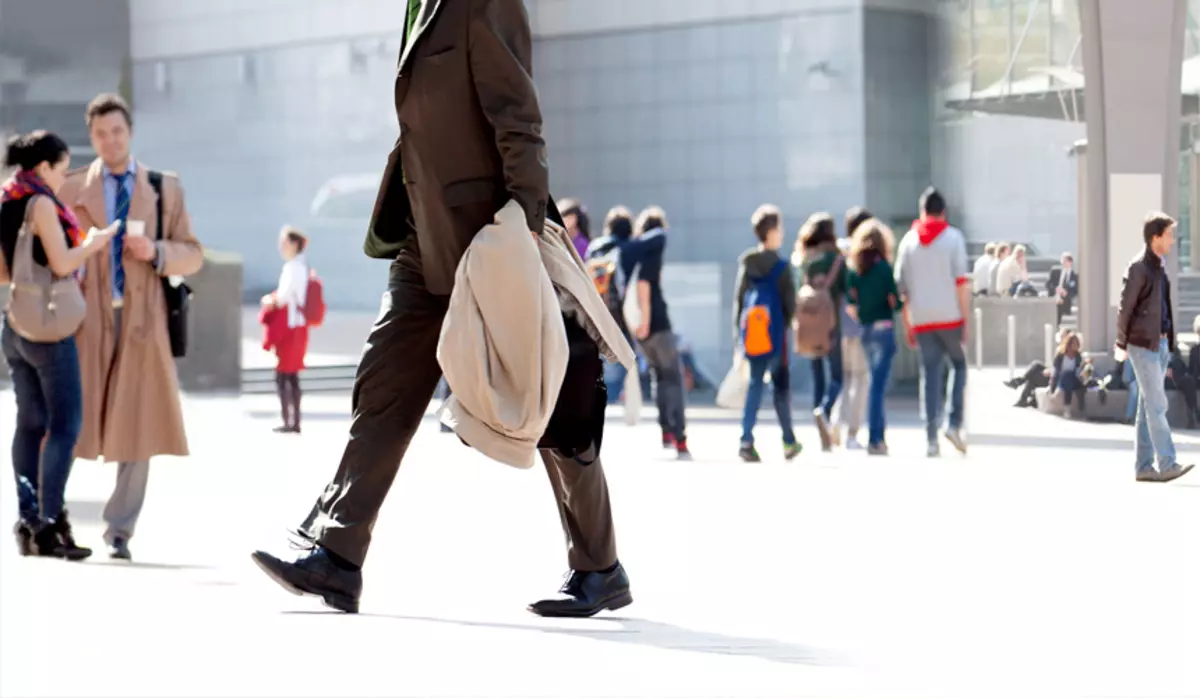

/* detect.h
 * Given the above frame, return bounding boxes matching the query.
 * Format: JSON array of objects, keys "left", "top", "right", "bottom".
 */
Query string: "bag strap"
[
  {"left": 148, "top": 170, "right": 165, "bottom": 242},
  {"left": 11, "top": 195, "right": 44, "bottom": 283},
  {"left": 766, "top": 258, "right": 788, "bottom": 284},
  {"left": 818, "top": 253, "right": 844, "bottom": 291}
]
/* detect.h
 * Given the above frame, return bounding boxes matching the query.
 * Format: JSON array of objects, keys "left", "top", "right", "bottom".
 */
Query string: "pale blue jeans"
[{"left": 1126, "top": 338, "right": 1177, "bottom": 475}]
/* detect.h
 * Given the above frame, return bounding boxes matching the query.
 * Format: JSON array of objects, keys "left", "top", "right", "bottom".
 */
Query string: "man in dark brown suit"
[{"left": 250, "top": 0, "right": 632, "bottom": 617}]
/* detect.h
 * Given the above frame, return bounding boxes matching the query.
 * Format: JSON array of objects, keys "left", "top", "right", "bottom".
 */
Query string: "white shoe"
[
  {"left": 846, "top": 436, "right": 863, "bottom": 450},
  {"left": 926, "top": 441, "right": 941, "bottom": 458}
]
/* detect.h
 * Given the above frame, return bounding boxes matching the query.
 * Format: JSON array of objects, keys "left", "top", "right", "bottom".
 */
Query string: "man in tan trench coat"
[{"left": 58, "top": 94, "right": 204, "bottom": 561}]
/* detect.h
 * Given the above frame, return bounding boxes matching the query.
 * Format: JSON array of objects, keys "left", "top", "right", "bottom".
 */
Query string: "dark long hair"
[
  {"left": 4, "top": 131, "right": 69, "bottom": 172},
  {"left": 604, "top": 206, "right": 633, "bottom": 240},
  {"left": 559, "top": 198, "right": 590, "bottom": 240}
]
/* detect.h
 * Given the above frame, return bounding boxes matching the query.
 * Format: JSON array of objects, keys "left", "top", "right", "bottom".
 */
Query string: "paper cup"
[{"left": 126, "top": 220, "right": 146, "bottom": 237}]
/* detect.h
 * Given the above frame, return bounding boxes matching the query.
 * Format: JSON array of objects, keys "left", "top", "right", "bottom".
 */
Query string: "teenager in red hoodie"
[{"left": 894, "top": 187, "right": 970, "bottom": 457}]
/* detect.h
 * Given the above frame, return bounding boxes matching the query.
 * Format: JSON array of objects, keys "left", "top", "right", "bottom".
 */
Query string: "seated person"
[
  {"left": 1049, "top": 332, "right": 1088, "bottom": 417},
  {"left": 1006, "top": 361, "right": 1050, "bottom": 409},
  {"left": 1167, "top": 343, "right": 1199, "bottom": 429}
]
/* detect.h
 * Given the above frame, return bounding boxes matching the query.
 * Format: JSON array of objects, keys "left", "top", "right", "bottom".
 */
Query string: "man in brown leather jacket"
[
  {"left": 250, "top": 0, "right": 632, "bottom": 618},
  {"left": 1114, "top": 212, "right": 1194, "bottom": 483}
]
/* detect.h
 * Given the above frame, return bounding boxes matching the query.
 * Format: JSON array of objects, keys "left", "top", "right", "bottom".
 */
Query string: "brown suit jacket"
[
  {"left": 59, "top": 160, "right": 204, "bottom": 462},
  {"left": 366, "top": 0, "right": 549, "bottom": 296}
]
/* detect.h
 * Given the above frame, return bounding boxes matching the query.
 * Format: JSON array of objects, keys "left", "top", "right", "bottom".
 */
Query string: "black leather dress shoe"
[
  {"left": 251, "top": 547, "right": 362, "bottom": 614},
  {"left": 109, "top": 537, "right": 132, "bottom": 561},
  {"left": 528, "top": 562, "right": 632, "bottom": 618}
]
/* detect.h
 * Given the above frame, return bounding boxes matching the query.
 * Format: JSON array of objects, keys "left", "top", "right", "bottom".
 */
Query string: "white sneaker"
[
  {"left": 846, "top": 436, "right": 863, "bottom": 450},
  {"left": 926, "top": 441, "right": 941, "bottom": 458}
]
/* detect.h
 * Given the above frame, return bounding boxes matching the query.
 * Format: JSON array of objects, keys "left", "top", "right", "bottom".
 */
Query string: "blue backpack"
[{"left": 740, "top": 260, "right": 788, "bottom": 358}]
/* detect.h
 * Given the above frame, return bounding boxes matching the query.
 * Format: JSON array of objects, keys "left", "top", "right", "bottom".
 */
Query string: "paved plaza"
[{"left": 1, "top": 374, "right": 1198, "bottom": 698}]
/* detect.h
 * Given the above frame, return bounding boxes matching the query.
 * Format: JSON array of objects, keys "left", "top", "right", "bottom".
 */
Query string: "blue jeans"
[
  {"left": 1122, "top": 360, "right": 1138, "bottom": 421},
  {"left": 741, "top": 352, "right": 796, "bottom": 446},
  {"left": 1, "top": 321, "right": 83, "bottom": 524},
  {"left": 1056, "top": 370, "right": 1084, "bottom": 404},
  {"left": 861, "top": 322, "right": 897, "bottom": 447},
  {"left": 1127, "top": 338, "right": 1176, "bottom": 474},
  {"left": 603, "top": 360, "right": 629, "bottom": 405},
  {"left": 915, "top": 328, "right": 967, "bottom": 442},
  {"left": 811, "top": 333, "right": 843, "bottom": 419}
]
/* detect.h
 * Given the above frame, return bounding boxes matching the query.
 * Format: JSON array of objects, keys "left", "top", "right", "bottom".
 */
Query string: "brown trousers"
[{"left": 299, "top": 246, "right": 618, "bottom": 570}]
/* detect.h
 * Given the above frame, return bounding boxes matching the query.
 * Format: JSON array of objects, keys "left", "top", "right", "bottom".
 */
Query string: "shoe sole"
[
  {"left": 250, "top": 552, "right": 359, "bottom": 614},
  {"left": 526, "top": 590, "right": 634, "bottom": 619},
  {"left": 1159, "top": 463, "right": 1195, "bottom": 483}
]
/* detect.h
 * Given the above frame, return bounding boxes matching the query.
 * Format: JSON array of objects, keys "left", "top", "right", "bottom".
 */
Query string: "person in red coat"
[{"left": 260, "top": 227, "right": 310, "bottom": 433}]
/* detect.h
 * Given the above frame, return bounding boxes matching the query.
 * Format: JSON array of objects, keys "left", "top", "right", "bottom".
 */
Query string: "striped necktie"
[{"left": 111, "top": 173, "right": 131, "bottom": 300}]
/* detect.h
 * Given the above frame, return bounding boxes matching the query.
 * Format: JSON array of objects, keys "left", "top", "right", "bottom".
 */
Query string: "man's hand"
[
  {"left": 531, "top": 230, "right": 539, "bottom": 243},
  {"left": 125, "top": 234, "right": 156, "bottom": 262},
  {"left": 636, "top": 321, "right": 650, "bottom": 341},
  {"left": 1114, "top": 345, "right": 1127, "bottom": 362}
]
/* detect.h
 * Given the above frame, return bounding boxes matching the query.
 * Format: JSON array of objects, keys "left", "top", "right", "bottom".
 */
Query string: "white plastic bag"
[
  {"left": 622, "top": 265, "right": 641, "bottom": 333},
  {"left": 622, "top": 363, "right": 642, "bottom": 425},
  {"left": 716, "top": 356, "right": 750, "bottom": 409}
]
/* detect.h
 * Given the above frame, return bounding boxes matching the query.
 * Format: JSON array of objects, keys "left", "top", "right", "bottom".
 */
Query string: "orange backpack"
[{"left": 740, "top": 260, "right": 788, "bottom": 358}]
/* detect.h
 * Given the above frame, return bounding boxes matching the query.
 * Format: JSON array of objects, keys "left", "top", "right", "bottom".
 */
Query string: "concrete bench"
[{"left": 1035, "top": 386, "right": 1192, "bottom": 427}]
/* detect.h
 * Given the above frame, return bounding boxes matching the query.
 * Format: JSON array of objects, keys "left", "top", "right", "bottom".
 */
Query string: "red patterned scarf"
[{"left": 1, "top": 169, "right": 86, "bottom": 249}]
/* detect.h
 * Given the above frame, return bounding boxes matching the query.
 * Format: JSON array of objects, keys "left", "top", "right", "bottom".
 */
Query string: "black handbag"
[{"left": 147, "top": 170, "right": 192, "bottom": 358}]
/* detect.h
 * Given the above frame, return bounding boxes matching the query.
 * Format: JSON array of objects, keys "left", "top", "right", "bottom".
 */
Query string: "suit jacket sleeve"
[
  {"left": 1115, "top": 261, "right": 1144, "bottom": 350},
  {"left": 1046, "top": 268, "right": 1059, "bottom": 294},
  {"left": 468, "top": 0, "right": 548, "bottom": 234},
  {"left": 156, "top": 175, "right": 204, "bottom": 277}
]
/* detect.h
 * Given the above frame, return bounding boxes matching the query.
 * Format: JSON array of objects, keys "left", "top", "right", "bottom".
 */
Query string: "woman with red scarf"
[
  {"left": 260, "top": 226, "right": 311, "bottom": 433},
  {"left": 1, "top": 131, "right": 115, "bottom": 559}
]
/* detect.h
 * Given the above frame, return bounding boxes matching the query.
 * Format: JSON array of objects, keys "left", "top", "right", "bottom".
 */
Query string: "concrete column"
[
  {"left": 1190, "top": 149, "right": 1200, "bottom": 271},
  {"left": 1078, "top": 0, "right": 1186, "bottom": 355}
]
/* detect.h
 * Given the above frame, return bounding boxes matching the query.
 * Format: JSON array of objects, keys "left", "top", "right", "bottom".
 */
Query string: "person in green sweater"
[
  {"left": 791, "top": 212, "right": 848, "bottom": 450},
  {"left": 846, "top": 219, "right": 902, "bottom": 455}
]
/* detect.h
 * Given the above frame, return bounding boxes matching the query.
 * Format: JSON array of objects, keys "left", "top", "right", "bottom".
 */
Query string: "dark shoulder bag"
[{"left": 148, "top": 170, "right": 192, "bottom": 358}]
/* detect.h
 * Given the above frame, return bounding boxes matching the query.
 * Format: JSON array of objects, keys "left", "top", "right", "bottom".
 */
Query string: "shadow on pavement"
[
  {"left": 281, "top": 611, "right": 830, "bottom": 666},
  {"left": 968, "top": 433, "right": 1200, "bottom": 453},
  {"left": 88, "top": 560, "right": 215, "bottom": 572},
  {"left": 243, "top": 408, "right": 932, "bottom": 429},
  {"left": 64, "top": 500, "right": 108, "bottom": 525}
]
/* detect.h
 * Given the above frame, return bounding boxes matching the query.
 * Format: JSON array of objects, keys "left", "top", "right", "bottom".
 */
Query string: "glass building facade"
[{"left": 10, "top": 0, "right": 1200, "bottom": 367}]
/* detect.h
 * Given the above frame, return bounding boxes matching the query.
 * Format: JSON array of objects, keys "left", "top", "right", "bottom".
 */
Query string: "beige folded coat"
[{"left": 438, "top": 200, "right": 637, "bottom": 469}]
